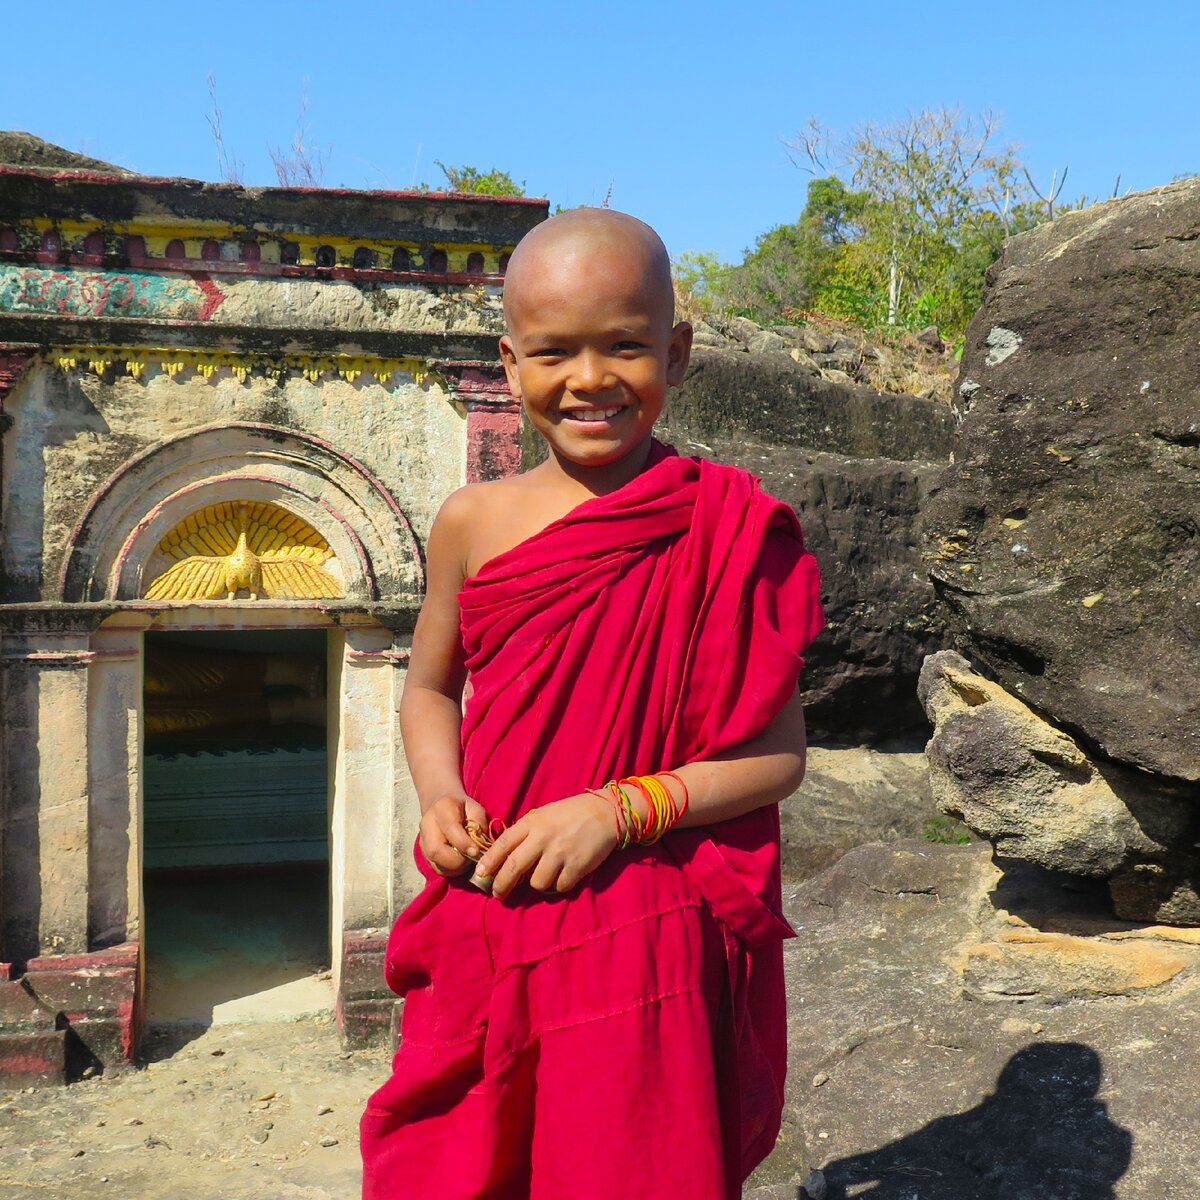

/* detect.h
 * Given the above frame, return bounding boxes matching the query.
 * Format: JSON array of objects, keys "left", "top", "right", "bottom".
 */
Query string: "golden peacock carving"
[{"left": 143, "top": 501, "right": 343, "bottom": 601}]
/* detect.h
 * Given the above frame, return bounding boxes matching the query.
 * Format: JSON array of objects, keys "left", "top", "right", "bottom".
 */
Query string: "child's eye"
[
  {"left": 613, "top": 341, "right": 647, "bottom": 352},
  {"left": 530, "top": 347, "right": 566, "bottom": 358}
]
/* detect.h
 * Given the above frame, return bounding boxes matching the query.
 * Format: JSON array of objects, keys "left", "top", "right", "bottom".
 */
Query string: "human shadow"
[{"left": 820, "top": 1043, "right": 1131, "bottom": 1199}]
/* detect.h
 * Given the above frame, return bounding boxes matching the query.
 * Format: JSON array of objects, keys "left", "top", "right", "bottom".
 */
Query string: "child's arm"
[
  {"left": 474, "top": 690, "right": 808, "bottom": 898},
  {"left": 400, "top": 489, "right": 489, "bottom": 876}
]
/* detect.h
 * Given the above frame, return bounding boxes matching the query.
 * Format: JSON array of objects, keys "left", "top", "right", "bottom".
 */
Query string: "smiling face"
[{"left": 499, "top": 211, "right": 692, "bottom": 477}]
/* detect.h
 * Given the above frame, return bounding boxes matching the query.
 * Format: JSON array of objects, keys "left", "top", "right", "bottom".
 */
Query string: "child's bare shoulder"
[
  {"left": 432, "top": 474, "right": 554, "bottom": 580},
  {"left": 435, "top": 469, "right": 586, "bottom": 579},
  {"left": 434, "top": 475, "right": 532, "bottom": 530}
]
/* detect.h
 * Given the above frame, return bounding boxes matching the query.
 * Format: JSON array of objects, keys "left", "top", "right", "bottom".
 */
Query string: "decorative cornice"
[
  {"left": 0, "top": 217, "right": 514, "bottom": 281},
  {"left": 0, "top": 343, "right": 37, "bottom": 430},
  {"left": 435, "top": 360, "right": 519, "bottom": 412}
]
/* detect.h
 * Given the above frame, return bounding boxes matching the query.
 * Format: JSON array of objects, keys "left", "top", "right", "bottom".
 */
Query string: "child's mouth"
[{"left": 563, "top": 406, "right": 624, "bottom": 424}]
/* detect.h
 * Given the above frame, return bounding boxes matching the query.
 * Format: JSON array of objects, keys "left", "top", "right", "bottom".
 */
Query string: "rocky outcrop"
[
  {"left": 0, "top": 131, "right": 129, "bottom": 174},
  {"left": 748, "top": 841, "right": 1200, "bottom": 1198},
  {"left": 658, "top": 346, "right": 955, "bottom": 740},
  {"left": 690, "top": 314, "right": 960, "bottom": 405},
  {"left": 923, "top": 179, "right": 1200, "bottom": 781},
  {"left": 781, "top": 742, "right": 940, "bottom": 881},
  {"left": 919, "top": 651, "right": 1199, "bottom": 925}
]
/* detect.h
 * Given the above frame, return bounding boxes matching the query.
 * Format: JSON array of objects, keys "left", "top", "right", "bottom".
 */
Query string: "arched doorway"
[{"left": 68, "top": 438, "right": 426, "bottom": 1057}]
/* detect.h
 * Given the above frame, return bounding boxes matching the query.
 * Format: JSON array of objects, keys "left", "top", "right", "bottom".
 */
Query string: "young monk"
[{"left": 360, "top": 208, "right": 824, "bottom": 1199}]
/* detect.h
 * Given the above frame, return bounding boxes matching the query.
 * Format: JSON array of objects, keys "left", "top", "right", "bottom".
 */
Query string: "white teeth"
[{"left": 569, "top": 407, "right": 623, "bottom": 422}]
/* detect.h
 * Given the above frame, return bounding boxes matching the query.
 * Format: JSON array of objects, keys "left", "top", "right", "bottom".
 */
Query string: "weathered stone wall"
[{"left": 2, "top": 365, "right": 464, "bottom": 603}]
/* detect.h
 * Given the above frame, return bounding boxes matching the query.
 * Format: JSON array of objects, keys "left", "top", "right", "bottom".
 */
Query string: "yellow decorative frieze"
[
  {"left": 144, "top": 501, "right": 343, "bottom": 602},
  {"left": 45, "top": 346, "right": 431, "bottom": 387}
]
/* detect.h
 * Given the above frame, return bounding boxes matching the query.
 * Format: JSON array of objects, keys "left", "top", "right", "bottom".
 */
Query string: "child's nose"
[{"left": 567, "top": 351, "right": 615, "bottom": 394}]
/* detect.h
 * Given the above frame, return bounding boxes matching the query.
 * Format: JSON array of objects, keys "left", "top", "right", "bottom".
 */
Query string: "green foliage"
[
  {"left": 682, "top": 108, "right": 1076, "bottom": 339},
  {"left": 721, "top": 222, "right": 823, "bottom": 320},
  {"left": 435, "top": 161, "right": 526, "bottom": 197},
  {"left": 923, "top": 816, "right": 972, "bottom": 846},
  {"left": 671, "top": 250, "right": 735, "bottom": 319}
]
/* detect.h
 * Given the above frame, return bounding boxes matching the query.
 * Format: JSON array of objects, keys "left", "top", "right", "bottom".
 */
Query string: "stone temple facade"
[{"left": 0, "top": 160, "right": 547, "bottom": 1083}]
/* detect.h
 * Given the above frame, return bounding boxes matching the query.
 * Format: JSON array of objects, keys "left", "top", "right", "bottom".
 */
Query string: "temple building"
[{"left": 0, "top": 148, "right": 546, "bottom": 1083}]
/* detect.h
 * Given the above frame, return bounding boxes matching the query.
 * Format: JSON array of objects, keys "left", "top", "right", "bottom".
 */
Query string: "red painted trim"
[
  {"left": 0, "top": 348, "right": 37, "bottom": 408},
  {"left": 0, "top": 1053, "right": 57, "bottom": 1072},
  {"left": 0, "top": 164, "right": 549, "bottom": 207},
  {"left": 316, "top": 497, "right": 379, "bottom": 600},
  {"left": 345, "top": 647, "right": 411, "bottom": 665},
  {"left": 19, "top": 943, "right": 141, "bottom": 1065},
  {"left": 188, "top": 272, "right": 226, "bottom": 320},
  {"left": 26, "top": 943, "right": 138, "bottom": 973},
  {"left": 117, "top": 996, "right": 139, "bottom": 1061},
  {"left": 465, "top": 408, "right": 523, "bottom": 484},
  {"left": 133, "top": 604, "right": 373, "bottom": 621},
  {"left": 0, "top": 648, "right": 137, "bottom": 664}
]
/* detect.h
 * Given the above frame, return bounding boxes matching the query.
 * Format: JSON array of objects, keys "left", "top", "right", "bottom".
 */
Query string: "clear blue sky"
[{"left": 6, "top": 0, "right": 1197, "bottom": 263}]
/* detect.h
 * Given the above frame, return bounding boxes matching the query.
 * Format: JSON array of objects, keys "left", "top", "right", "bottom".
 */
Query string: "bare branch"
[
  {"left": 784, "top": 116, "right": 832, "bottom": 176},
  {"left": 270, "top": 77, "right": 329, "bottom": 188},
  {"left": 1023, "top": 165, "right": 1068, "bottom": 219},
  {"left": 205, "top": 74, "right": 243, "bottom": 185}
]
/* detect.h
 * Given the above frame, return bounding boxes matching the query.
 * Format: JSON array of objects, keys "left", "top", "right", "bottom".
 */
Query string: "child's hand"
[
  {"left": 474, "top": 792, "right": 618, "bottom": 899},
  {"left": 420, "top": 791, "right": 490, "bottom": 877}
]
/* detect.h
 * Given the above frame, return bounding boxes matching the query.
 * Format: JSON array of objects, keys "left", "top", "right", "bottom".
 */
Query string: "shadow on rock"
[{"left": 821, "top": 1042, "right": 1131, "bottom": 1199}]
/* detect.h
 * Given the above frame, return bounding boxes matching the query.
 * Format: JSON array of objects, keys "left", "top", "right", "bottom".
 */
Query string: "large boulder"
[
  {"left": 665, "top": 347, "right": 955, "bottom": 463},
  {"left": 659, "top": 348, "right": 955, "bottom": 740},
  {"left": 923, "top": 179, "right": 1200, "bottom": 780},
  {"left": 919, "top": 651, "right": 1199, "bottom": 924},
  {"left": 748, "top": 841, "right": 1200, "bottom": 1197}
]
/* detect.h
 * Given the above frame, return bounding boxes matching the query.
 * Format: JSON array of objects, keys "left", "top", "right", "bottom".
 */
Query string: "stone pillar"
[
  {"left": 442, "top": 363, "right": 523, "bottom": 483},
  {"left": 330, "top": 618, "right": 406, "bottom": 1045},
  {"left": 87, "top": 614, "right": 149, "bottom": 950},
  {"left": 0, "top": 628, "right": 92, "bottom": 964},
  {"left": 0, "top": 612, "right": 141, "bottom": 1080},
  {"left": 388, "top": 634, "right": 423, "bottom": 910}
]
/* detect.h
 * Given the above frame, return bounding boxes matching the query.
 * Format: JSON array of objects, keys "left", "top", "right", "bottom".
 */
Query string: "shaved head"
[{"left": 503, "top": 208, "right": 675, "bottom": 331}]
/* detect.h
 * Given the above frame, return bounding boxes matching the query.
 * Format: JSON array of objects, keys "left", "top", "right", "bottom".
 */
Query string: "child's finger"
[
  {"left": 463, "top": 797, "right": 490, "bottom": 828},
  {"left": 481, "top": 828, "right": 539, "bottom": 898},
  {"left": 528, "top": 855, "right": 564, "bottom": 894},
  {"left": 474, "top": 821, "right": 525, "bottom": 880},
  {"left": 439, "top": 813, "right": 478, "bottom": 862},
  {"left": 420, "top": 809, "right": 473, "bottom": 875}
]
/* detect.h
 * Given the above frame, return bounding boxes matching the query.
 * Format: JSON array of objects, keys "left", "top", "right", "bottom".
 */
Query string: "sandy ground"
[
  {"left": 0, "top": 1019, "right": 390, "bottom": 1200},
  {"left": 0, "top": 748, "right": 935, "bottom": 1200}
]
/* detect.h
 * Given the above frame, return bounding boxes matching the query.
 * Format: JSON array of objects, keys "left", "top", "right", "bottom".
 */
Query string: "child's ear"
[
  {"left": 499, "top": 335, "right": 523, "bottom": 398},
  {"left": 665, "top": 321, "right": 693, "bottom": 386}
]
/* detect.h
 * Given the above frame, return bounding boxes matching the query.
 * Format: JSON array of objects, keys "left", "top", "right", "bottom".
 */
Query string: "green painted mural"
[{"left": 0, "top": 262, "right": 225, "bottom": 322}]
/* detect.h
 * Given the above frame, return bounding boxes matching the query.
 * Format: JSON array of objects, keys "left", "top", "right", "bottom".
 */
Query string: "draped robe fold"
[{"left": 361, "top": 443, "right": 824, "bottom": 1199}]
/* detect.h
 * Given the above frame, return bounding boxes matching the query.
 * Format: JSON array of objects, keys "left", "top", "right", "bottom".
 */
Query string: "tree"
[
  {"left": 435, "top": 162, "right": 526, "bottom": 197},
  {"left": 671, "top": 250, "right": 733, "bottom": 319},
  {"left": 786, "top": 107, "right": 1056, "bottom": 328},
  {"left": 673, "top": 177, "right": 871, "bottom": 324}
]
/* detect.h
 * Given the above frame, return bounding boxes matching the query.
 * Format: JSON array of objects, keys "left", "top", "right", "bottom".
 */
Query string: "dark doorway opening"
[{"left": 142, "top": 629, "right": 331, "bottom": 1029}]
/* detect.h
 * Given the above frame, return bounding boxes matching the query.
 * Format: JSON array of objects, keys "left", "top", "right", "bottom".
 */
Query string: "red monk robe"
[{"left": 361, "top": 442, "right": 824, "bottom": 1199}]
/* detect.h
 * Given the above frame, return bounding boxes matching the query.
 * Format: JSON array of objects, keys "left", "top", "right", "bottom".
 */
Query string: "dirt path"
[{"left": 0, "top": 1019, "right": 390, "bottom": 1199}]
